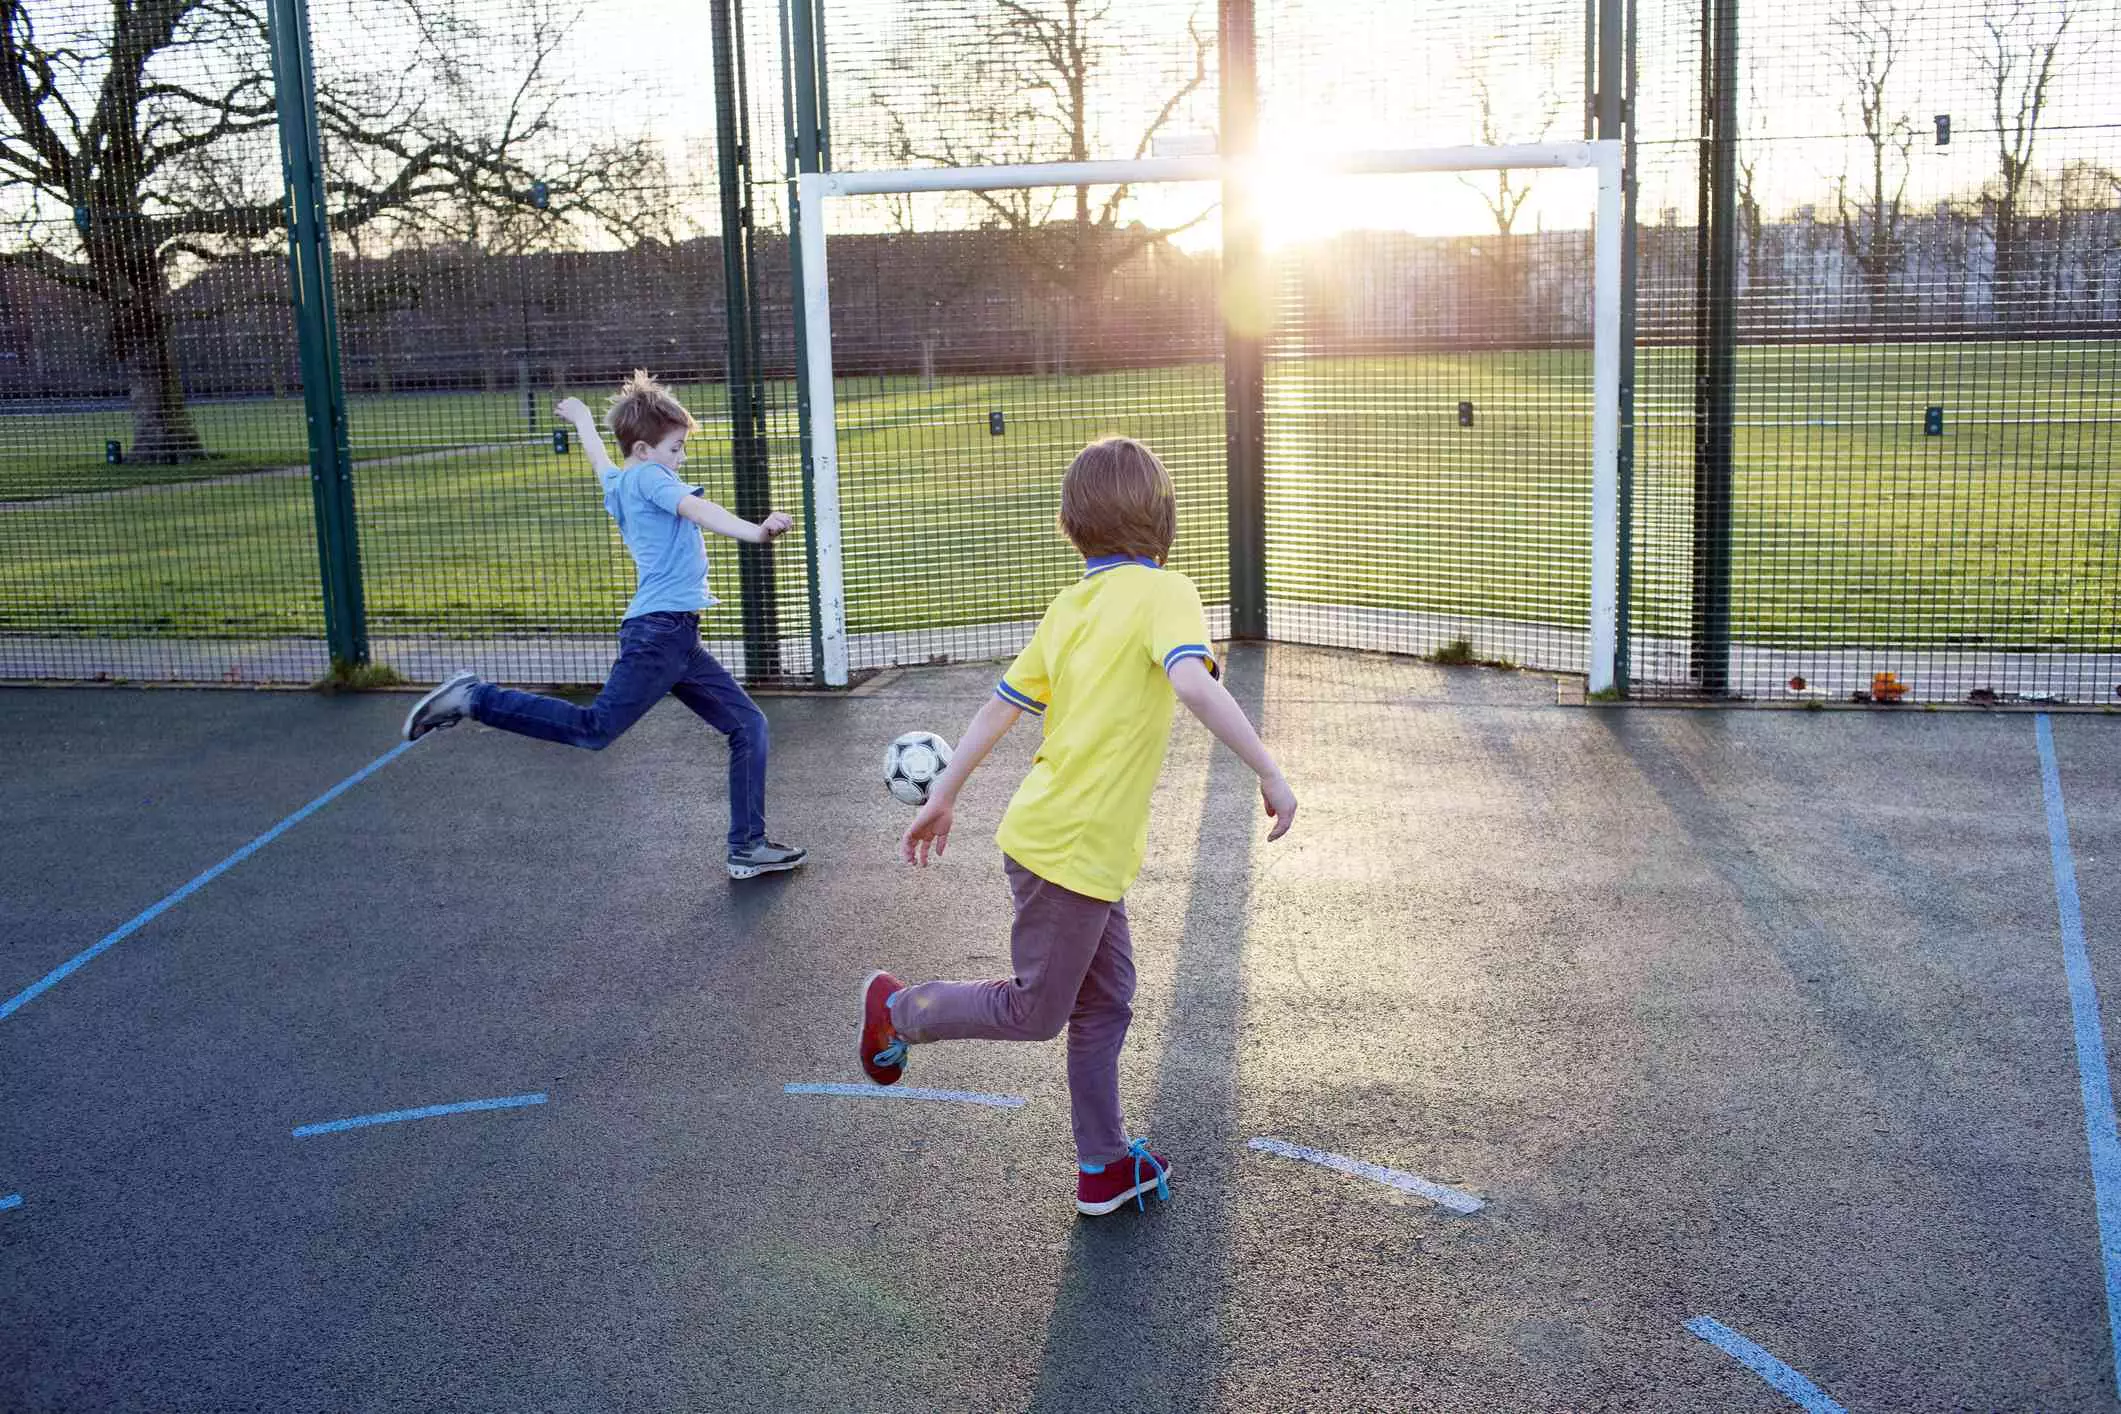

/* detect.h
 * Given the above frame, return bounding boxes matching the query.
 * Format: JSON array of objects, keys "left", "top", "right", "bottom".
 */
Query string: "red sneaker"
[
  {"left": 1075, "top": 1139, "right": 1172, "bottom": 1216},
  {"left": 860, "top": 970, "right": 906, "bottom": 1086}
]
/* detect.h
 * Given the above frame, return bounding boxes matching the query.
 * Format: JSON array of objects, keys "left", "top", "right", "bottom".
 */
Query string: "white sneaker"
[
  {"left": 727, "top": 840, "right": 808, "bottom": 879},
  {"left": 403, "top": 671, "right": 481, "bottom": 741}
]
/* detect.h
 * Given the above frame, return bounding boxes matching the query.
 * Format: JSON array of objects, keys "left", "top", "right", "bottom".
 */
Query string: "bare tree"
[
  {"left": 1831, "top": 0, "right": 1917, "bottom": 329},
  {"left": 1973, "top": 0, "right": 2079, "bottom": 320},
  {"left": 1460, "top": 46, "right": 1562, "bottom": 344},
  {"left": 2050, "top": 156, "right": 2118, "bottom": 319},
  {"left": 0, "top": 0, "right": 648, "bottom": 462},
  {"left": 869, "top": 0, "right": 1213, "bottom": 361},
  {"left": 1734, "top": 138, "right": 1765, "bottom": 292},
  {"left": 1461, "top": 70, "right": 1561, "bottom": 239}
]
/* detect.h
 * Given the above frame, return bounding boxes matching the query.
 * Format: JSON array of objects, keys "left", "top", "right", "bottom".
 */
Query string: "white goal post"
[{"left": 796, "top": 140, "right": 1624, "bottom": 692}]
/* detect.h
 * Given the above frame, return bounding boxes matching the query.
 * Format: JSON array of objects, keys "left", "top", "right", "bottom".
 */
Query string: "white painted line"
[
  {"left": 784, "top": 1082, "right": 1026, "bottom": 1109},
  {"left": 1685, "top": 1317, "right": 1848, "bottom": 1413},
  {"left": 1247, "top": 1137, "right": 1484, "bottom": 1213}
]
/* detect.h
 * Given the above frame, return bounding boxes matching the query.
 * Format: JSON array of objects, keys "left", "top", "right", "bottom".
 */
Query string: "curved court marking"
[
  {"left": 2035, "top": 713, "right": 2121, "bottom": 1389},
  {"left": 0, "top": 739, "right": 422, "bottom": 1023},
  {"left": 1246, "top": 1137, "right": 1484, "bottom": 1213},
  {"left": 784, "top": 1082, "right": 1027, "bottom": 1109},
  {"left": 1685, "top": 1316, "right": 1848, "bottom": 1413},
  {"left": 292, "top": 1091, "right": 548, "bottom": 1138},
  {"left": 0, "top": 1193, "right": 21, "bottom": 1213}
]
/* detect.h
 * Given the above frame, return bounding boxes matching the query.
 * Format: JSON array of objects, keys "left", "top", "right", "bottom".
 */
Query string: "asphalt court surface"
[{"left": 1, "top": 648, "right": 2116, "bottom": 1412}]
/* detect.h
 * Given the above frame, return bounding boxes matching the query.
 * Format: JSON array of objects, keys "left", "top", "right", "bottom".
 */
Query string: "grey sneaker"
[
  {"left": 403, "top": 671, "right": 481, "bottom": 741},
  {"left": 727, "top": 840, "right": 808, "bottom": 880}
]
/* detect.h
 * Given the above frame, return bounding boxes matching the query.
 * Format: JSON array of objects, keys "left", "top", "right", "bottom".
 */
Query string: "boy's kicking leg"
[
  {"left": 403, "top": 611, "right": 693, "bottom": 746},
  {"left": 669, "top": 640, "right": 805, "bottom": 879},
  {"left": 864, "top": 858, "right": 1169, "bottom": 1213}
]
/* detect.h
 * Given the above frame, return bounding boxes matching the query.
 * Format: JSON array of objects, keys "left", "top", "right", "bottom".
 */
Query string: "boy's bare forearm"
[
  {"left": 678, "top": 496, "right": 762, "bottom": 542},
  {"left": 933, "top": 696, "right": 1021, "bottom": 803},
  {"left": 1173, "top": 663, "right": 1284, "bottom": 785},
  {"left": 559, "top": 403, "right": 616, "bottom": 474}
]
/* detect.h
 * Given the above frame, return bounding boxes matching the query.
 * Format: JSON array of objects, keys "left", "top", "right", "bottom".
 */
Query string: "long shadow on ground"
[{"left": 1025, "top": 644, "right": 1267, "bottom": 1411}]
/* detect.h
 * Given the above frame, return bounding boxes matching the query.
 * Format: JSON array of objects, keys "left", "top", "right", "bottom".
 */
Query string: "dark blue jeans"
[{"left": 468, "top": 611, "right": 769, "bottom": 854}]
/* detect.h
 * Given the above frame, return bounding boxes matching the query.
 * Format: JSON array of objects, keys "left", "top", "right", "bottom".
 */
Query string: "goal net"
[{"left": 793, "top": 143, "right": 1622, "bottom": 691}]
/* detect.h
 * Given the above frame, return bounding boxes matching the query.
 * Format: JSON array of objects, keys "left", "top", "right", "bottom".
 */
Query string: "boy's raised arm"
[{"left": 554, "top": 397, "right": 618, "bottom": 477}]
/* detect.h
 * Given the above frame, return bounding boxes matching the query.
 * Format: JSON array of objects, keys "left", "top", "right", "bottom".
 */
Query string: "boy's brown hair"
[
  {"left": 1058, "top": 437, "right": 1176, "bottom": 563},
  {"left": 606, "top": 369, "right": 697, "bottom": 457}
]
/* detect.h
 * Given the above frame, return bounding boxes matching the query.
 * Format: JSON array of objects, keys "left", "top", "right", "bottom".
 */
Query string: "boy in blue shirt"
[{"left": 403, "top": 371, "right": 806, "bottom": 880}]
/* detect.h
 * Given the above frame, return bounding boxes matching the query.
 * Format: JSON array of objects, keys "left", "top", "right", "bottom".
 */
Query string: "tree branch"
[
  {"left": 0, "top": 244, "right": 98, "bottom": 292},
  {"left": 0, "top": 1, "right": 78, "bottom": 190}
]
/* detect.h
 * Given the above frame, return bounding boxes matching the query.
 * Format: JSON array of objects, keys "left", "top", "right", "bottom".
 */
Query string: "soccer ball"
[{"left": 884, "top": 730, "right": 953, "bottom": 806}]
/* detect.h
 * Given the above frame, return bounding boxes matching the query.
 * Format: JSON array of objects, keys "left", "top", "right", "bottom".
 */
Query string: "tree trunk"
[
  {"left": 1864, "top": 260, "right": 1890, "bottom": 335},
  {"left": 1993, "top": 181, "right": 2026, "bottom": 329},
  {"left": 106, "top": 250, "right": 207, "bottom": 463},
  {"left": 128, "top": 349, "right": 205, "bottom": 462}
]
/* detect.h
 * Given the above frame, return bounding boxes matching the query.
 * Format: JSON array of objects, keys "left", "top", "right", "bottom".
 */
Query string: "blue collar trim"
[{"left": 1084, "top": 554, "right": 1161, "bottom": 577}]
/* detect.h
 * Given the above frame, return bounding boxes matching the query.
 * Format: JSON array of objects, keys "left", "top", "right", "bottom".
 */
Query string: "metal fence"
[{"left": 2, "top": 0, "right": 2114, "bottom": 704}]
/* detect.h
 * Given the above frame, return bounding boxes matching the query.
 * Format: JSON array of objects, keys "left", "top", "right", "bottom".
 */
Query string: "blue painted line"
[
  {"left": 2, "top": 739, "right": 422, "bottom": 1023},
  {"left": 784, "top": 1082, "right": 1026, "bottom": 1109},
  {"left": 2036, "top": 713, "right": 2121, "bottom": 1390},
  {"left": 1686, "top": 1317, "right": 1847, "bottom": 1413},
  {"left": 1247, "top": 1136, "right": 1484, "bottom": 1213},
  {"left": 292, "top": 1091, "right": 548, "bottom": 1138},
  {"left": 0, "top": 1193, "right": 21, "bottom": 1213}
]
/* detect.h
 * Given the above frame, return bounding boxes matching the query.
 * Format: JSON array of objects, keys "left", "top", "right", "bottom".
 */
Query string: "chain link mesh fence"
[
  {"left": 3, "top": 0, "right": 2114, "bottom": 703},
  {"left": 1695, "top": 0, "right": 2120, "bottom": 706},
  {"left": 0, "top": 0, "right": 326, "bottom": 684}
]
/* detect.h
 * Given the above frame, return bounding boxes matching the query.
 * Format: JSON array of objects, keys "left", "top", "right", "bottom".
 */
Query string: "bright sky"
[{"left": 16, "top": 0, "right": 2105, "bottom": 253}]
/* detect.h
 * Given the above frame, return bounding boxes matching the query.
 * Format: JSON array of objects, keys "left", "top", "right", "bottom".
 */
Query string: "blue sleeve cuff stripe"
[
  {"left": 996, "top": 681, "right": 1046, "bottom": 714},
  {"left": 1164, "top": 646, "right": 1220, "bottom": 680},
  {"left": 1162, "top": 644, "right": 1212, "bottom": 671}
]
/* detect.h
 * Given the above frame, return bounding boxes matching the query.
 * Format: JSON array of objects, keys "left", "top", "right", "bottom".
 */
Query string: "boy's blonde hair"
[
  {"left": 606, "top": 369, "right": 697, "bottom": 457},
  {"left": 1058, "top": 437, "right": 1176, "bottom": 564}
]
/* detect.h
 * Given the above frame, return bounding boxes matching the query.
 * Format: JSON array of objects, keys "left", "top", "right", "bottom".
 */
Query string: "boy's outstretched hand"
[
  {"left": 1261, "top": 772, "right": 1297, "bottom": 841},
  {"left": 758, "top": 511, "right": 794, "bottom": 541},
  {"left": 554, "top": 396, "right": 591, "bottom": 424},
  {"left": 901, "top": 795, "right": 953, "bottom": 866}
]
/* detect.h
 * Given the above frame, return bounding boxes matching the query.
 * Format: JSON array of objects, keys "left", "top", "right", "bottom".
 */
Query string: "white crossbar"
[
  {"left": 798, "top": 141, "right": 1625, "bottom": 691},
  {"left": 816, "top": 142, "right": 1613, "bottom": 198}
]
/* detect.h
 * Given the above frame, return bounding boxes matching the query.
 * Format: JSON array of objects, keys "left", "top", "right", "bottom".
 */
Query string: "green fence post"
[
  {"left": 1692, "top": 0, "right": 1737, "bottom": 694},
  {"left": 1220, "top": 0, "right": 1267, "bottom": 639},
  {"left": 782, "top": 0, "right": 829, "bottom": 684},
  {"left": 714, "top": 0, "right": 781, "bottom": 682},
  {"left": 266, "top": 0, "right": 366, "bottom": 671}
]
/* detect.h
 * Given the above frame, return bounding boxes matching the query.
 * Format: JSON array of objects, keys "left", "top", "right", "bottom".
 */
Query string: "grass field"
[{"left": 1, "top": 343, "right": 2115, "bottom": 656}]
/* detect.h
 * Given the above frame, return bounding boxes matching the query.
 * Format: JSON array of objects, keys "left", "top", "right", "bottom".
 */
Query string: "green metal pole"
[
  {"left": 1220, "top": 0, "right": 1267, "bottom": 639},
  {"left": 782, "top": 0, "right": 828, "bottom": 684},
  {"left": 714, "top": 0, "right": 780, "bottom": 681},
  {"left": 266, "top": 0, "right": 366, "bottom": 669},
  {"left": 1693, "top": 0, "right": 1737, "bottom": 694}
]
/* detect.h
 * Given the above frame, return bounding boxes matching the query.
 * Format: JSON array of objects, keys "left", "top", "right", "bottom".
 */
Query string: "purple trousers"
[{"left": 891, "top": 856, "right": 1136, "bottom": 1166}]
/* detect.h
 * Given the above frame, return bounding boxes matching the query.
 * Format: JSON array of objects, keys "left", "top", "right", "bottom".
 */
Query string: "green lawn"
[{"left": 1, "top": 344, "right": 2115, "bottom": 653}]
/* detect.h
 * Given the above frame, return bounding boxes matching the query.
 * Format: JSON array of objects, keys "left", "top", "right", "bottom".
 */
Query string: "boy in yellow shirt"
[{"left": 858, "top": 437, "right": 1296, "bottom": 1216}]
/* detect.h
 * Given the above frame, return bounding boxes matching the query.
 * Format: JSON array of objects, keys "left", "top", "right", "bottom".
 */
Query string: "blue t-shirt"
[{"left": 599, "top": 461, "right": 719, "bottom": 619}]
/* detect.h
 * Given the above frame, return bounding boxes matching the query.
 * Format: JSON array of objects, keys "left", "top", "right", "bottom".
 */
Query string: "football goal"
[{"left": 794, "top": 141, "right": 1623, "bottom": 691}]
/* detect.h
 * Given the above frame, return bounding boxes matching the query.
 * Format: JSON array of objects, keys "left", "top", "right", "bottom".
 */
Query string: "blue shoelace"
[
  {"left": 872, "top": 1037, "right": 907, "bottom": 1068},
  {"left": 1126, "top": 1138, "right": 1168, "bottom": 1210}
]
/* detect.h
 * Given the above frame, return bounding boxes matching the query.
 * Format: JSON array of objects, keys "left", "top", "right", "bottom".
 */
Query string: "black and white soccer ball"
[{"left": 884, "top": 730, "right": 953, "bottom": 807}]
